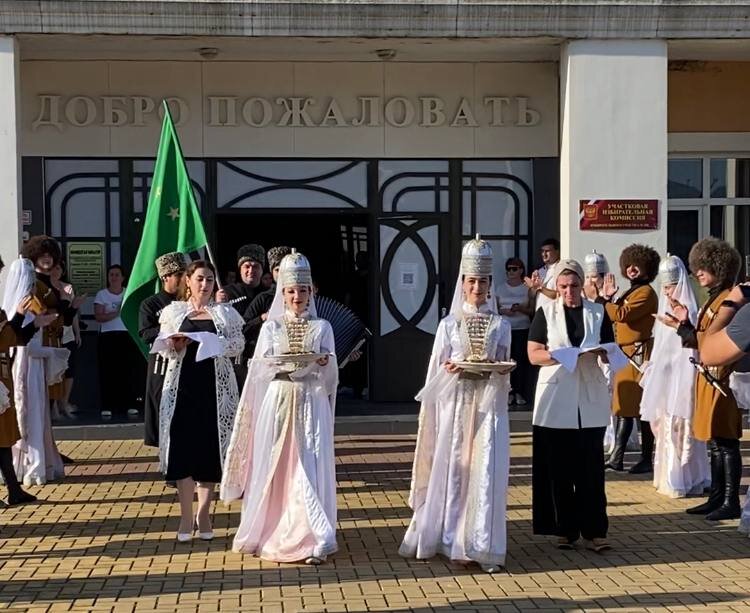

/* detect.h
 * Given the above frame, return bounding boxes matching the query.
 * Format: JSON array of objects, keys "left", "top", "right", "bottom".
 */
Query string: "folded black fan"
[{"left": 314, "top": 295, "right": 370, "bottom": 368}]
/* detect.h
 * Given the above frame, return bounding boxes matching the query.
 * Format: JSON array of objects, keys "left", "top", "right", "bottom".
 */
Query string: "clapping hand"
[
  {"left": 656, "top": 298, "right": 688, "bottom": 329},
  {"left": 16, "top": 295, "right": 34, "bottom": 315},
  {"left": 602, "top": 273, "right": 618, "bottom": 300},
  {"left": 583, "top": 278, "right": 599, "bottom": 301},
  {"left": 524, "top": 270, "right": 542, "bottom": 291}
]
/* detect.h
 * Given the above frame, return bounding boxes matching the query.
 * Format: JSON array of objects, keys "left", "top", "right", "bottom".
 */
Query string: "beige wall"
[
  {"left": 669, "top": 61, "right": 750, "bottom": 133},
  {"left": 20, "top": 60, "right": 558, "bottom": 158}
]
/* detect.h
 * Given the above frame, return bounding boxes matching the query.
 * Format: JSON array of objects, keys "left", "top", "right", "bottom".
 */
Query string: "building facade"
[{"left": 1, "top": 2, "right": 749, "bottom": 404}]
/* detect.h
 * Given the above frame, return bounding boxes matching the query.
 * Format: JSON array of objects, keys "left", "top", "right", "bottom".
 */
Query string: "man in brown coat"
[
  {"left": 665, "top": 238, "right": 742, "bottom": 521},
  {"left": 600, "top": 244, "right": 660, "bottom": 474}
]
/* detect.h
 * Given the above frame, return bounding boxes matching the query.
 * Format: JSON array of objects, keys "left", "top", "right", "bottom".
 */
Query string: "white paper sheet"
[
  {"left": 550, "top": 343, "right": 628, "bottom": 375},
  {"left": 549, "top": 347, "right": 581, "bottom": 373},
  {"left": 151, "top": 331, "right": 223, "bottom": 362}
]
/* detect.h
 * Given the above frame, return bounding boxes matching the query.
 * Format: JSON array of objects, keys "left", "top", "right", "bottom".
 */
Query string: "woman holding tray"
[
  {"left": 528, "top": 259, "right": 616, "bottom": 552},
  {"left": 221, "top": 250, "right": 339, "bottom": 565},
  {"left": 399, "top": 236, "right": 512, "bottom": 573},
  {"left": 154, "top": 260, "right": 245, "bottom": 542}
]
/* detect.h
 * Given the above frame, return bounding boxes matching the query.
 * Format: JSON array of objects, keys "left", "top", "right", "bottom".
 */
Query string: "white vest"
[{"left": 532, "top": 299, "right": 611, "bottom": 429}]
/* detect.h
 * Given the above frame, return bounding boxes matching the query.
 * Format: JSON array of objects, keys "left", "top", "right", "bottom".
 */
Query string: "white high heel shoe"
[
  {"left": 176, "top": 530, "right": 193, "bottom": 543},
  {"left": 195, "top": 517, "right": 214, "bottom": 541}
]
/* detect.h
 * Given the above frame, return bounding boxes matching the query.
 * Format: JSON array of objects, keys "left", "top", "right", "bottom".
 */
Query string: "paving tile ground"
[{"left": 1, "top": 433, "right": 750, "bottom": 612}]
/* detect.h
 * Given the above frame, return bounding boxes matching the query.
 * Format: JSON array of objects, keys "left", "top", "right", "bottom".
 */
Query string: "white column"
[
  {"left": 0, "top": 36, "right": 22, "bottom": 273},
  {"left": 559, "top": 40, "right": 668, "bottom": 278}
]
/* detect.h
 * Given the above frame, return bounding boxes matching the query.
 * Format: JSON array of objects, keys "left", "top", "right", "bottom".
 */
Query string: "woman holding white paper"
[
  {"left": 155, "top": 260, "right": 245, "bottom": 542},
  {"left": 528, "top": 259, "right": 619, "bottom": 552},
  {"left": 221, "top": 251, "right": 338, "bottom": 565}
]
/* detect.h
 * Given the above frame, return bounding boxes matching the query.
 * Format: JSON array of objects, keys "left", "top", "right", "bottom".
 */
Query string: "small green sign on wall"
[{"left": 66, "top": 242, "right": 106, "bottom": 295}]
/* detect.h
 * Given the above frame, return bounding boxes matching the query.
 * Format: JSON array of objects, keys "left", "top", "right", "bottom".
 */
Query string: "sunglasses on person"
[{"left": 506, "top": 266, "right": 522, "bottom": 272}]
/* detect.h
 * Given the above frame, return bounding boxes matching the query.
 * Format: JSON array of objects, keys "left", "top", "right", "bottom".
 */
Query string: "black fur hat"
[
  {"left": 619, "top": 244, "right": 660, "bottom": 283},
  {"left": 267, "top": 246, "right": 292, "bottom": 271},
  {"left": 688, "top": 237, "right": 741, "bottom": 289},
  {"left": 236, "top": 244, "right": 265, "bottom": 267},
  {"left": 21, "top": 235, "right": 62, "bottom": 266}
]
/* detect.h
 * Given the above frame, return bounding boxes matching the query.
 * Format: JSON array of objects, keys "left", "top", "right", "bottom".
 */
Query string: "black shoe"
[
  {"left": 628, "top": 460, "right": 653, "bottom": 474},
  {"left": 686, "top": 440, "right": 724, "bottom": 515},
  {"left": 7, "top": 490, "right": 37, "bottom": 506},
  {"left": 604, "top": 462, "right": 627, "bottom": 472},
  {"left": 60, "top": 454, "right": 75, "bottom": 465},
  {"left": 686, "top": 497, "right": 724, "bottom": 515},
  {"left": 705, "top": 503, "right": 741, "bottom": 521},
  {"left": 705, "top": 438, "right": 742, "bottom": 521}
]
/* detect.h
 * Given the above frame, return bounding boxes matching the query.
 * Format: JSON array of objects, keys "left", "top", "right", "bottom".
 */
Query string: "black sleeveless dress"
[{"left": 165, "top": 318, "right": 222, "bottom": 482}]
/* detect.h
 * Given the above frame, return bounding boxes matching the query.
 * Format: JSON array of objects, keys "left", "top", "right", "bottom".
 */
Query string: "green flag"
[{"left": 121, "top": 102, "right": 208, "bottom": 357}]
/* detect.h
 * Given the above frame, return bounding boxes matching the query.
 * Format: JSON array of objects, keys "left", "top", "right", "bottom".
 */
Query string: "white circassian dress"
[
  {"left": 11, "top": 335, "right": 69, "bottom": 485},
  {"left": 221, "top": 313, "right": 339, "bottom": 562},
  {"left": 639, "top": 263, "right": 710, "bottom": 498},
  {"left": 400, "top": 303, "right": 511, "bottom": 567}
]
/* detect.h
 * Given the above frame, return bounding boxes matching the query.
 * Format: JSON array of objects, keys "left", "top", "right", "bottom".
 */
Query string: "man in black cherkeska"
[
  {"left": 241, "top": 246, "right": 292, "bottom": 360},
  {"left": 217, "top": 244, "right": 266, "bottom": 383},
  {"left": 138, "top": 252, "right": 187, "bottom": 447}
]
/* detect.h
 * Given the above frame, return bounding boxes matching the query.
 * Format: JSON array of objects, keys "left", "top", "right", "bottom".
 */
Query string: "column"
[
  {"left": 0, "top": 36, "right": 22, "bottom": 274},
  {"left": 559, "top": 40, "right": 668, "bottom": 276}
]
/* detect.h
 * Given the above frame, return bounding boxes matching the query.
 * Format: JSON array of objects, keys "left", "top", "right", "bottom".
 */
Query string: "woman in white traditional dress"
[
  {"left": 399, "top": 236, "right": 512, "bottom": 573},
  {"left": 643, "top": 254, "right": 710, "bottom": 498},
  {"left": 221, "top": 251, "right": 338, "bottom": 565},
  {"left": 0, "top": 257, "right": 58, "bottom": 500},
  {"left": 154, "top": 260, "right": 245, "bottom": 542},
  {"left": 6, "top": 258, "right": 69, "bottom": 486}
]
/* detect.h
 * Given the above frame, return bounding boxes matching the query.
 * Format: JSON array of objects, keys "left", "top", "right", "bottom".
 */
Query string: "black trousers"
[
  {"left": 509, "top": 328, "right": 532, "bottom": 400},
  {"left": 143, "top": 354, "right": 166, "bottom": 447},
  {"left": 532, "top": 425, "right": 608, "bottom": 541},
  {"left": 98, "top": 331, "right": 144, "bottom": 414}
]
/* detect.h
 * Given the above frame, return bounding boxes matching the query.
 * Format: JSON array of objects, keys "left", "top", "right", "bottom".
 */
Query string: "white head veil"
[
  {"left": 449, "top": 235, "right": 498, "bottom": 319},
  {"left": 1, "top": 257, "right": 36, "bottom": 326},
  {"left": 640, "top": 254, "right": 698, "bottom": 422},
  {"left": 267, "top": 249, "right": 318, "bottom": 320}
]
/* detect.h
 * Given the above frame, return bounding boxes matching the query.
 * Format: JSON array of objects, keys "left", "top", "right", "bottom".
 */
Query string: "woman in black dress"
[{"left": 155, "top": 261, "right": 245, "bottom": 542}]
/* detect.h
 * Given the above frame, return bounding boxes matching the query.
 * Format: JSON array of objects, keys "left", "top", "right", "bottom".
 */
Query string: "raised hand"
[
  {"left": 583, "top": 278, "right": 599, "bottom": 300},
  {"left": 602, "top": 273, "right": 618, "bottom": 299},
  {"left": 524, "top": 270, "right": 542, "bottom": 291},
  {"left": 669, "top": 299, "right": 689, "bottom": 324}
]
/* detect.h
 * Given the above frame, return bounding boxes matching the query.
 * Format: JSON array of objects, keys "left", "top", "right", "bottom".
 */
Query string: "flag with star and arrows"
[{"left": 120, "top": 102, "right": 209, "bottom": 357}]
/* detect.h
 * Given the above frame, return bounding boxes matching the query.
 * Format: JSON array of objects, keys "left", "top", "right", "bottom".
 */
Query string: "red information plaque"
[{"left": 579, "top": 199, "right": 659, "bottom": 230}]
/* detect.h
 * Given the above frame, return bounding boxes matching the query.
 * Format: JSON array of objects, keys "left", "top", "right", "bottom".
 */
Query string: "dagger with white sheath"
[{"left": 689, "top": 357, "right": 728, "bottom": 398}]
